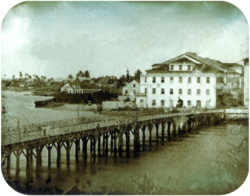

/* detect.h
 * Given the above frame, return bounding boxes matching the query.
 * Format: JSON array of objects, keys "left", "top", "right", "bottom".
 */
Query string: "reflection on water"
[{"left": 2, "top": 120, "right": 248, "bottom": 195}]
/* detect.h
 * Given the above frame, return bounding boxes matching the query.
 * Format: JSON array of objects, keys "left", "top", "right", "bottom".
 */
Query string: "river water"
[{"left": 1, "top": 91, "right": 249, "bottom": 195}]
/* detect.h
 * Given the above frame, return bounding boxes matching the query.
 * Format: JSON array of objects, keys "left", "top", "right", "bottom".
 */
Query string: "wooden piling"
[
  {"left": 167, "top": 121, "right": 171, "bottom": 140},
  {"left": 133, "top": 128, "right": 140, "bottom": 152},
  {"left": 118, "top": 131, "right": 123, "bottom": 156},
  {"left": 126, "top": 130, "right": 130, "bottom": 153}
]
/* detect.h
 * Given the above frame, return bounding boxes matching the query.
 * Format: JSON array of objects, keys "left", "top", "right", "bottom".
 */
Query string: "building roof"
[
  {"left": 149, "top": 52, "right": 238, "bottom": 74},
  {"left": 223, "top": 63, "right": 243, "bottom": 68},
  {"left": 63, "top": 82, "right": 100, "bottom": 89}
]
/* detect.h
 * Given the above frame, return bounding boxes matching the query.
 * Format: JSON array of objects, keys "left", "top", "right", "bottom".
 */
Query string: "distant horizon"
[{"left": 1, "top": 51, "right": 247, "bottom": 80}]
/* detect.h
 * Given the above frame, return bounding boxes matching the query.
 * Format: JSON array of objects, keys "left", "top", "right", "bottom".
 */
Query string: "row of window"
[
  {"left": 152, "top": 100, "right": 202, "bottom": 106},
  {"left": 151, "top": 88, "right": 210, "bottom": 95},
  {"left": 170, "top": 65, "right": 192, "bottom": 71},
  {"left": 150, "top": 77, "right": 210, "bottom": 83}
]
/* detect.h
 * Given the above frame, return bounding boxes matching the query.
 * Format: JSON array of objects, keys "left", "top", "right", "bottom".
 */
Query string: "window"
[
  {"left": 161, "top": 88, "right": 165, "bottom": 94},
  {"left": 179, "top": 77, "right": 182, "bottom": 83},
  {"left": 170, "top": 89, "right": 173, "bottom": 95},
  {"left": 179, "top": 65, "right": 182, "bottom": 71},
  {"left": 161, "top": 77, "right": 165, "bottom": 83},
  {"left": 206, "top": 89, "right": 210, "bottom": 95},
  {"left": 170, "top": 77, "right": 174, "bottom": 83},
  {"left": 217, "top": 77, "right": 223, "bottom": 83},
  {"left": 125, "top": 90, "right": 128, "bottom": 95},
  {"left": 152, "top": 88, "right": 156, "bottom": 94},
  {"left": 145, "top": 77, "right": 147, "bottom": 82},
  {"left": 145, "top": 88, "right": 147, "bottom": 94},
  {"left": 161, "top": 100, "right": 164, "bottom": 106},
  {"left": 188, "top": 100, "right": 191, "bottom": 106},
  {"left": 179, "top": 89, "right": 182, "bottom": 95},
  {"left": 188, "top": 89, "right": 191, "bottom": 95},
  {"left": 197, "top": 77, "right": 200, "bottom": 83},
  {"left": 188, "top": 65, "right": 191, "bottom": 71},
  {"left": 197, "top": 100, "right": 201, "bottom": 107},
  {"left": 197, "top": 89, "right": 200, "bottom": 95},
  {"left": 133, "top": 84, "right": 136, "bottom": 87},
  {"left": 152, "top": 100, "right": 156, "bottom": 106},
  {"left": 188, "top": 77, "right": 191, "bottom": 83},
  {"left": 153, "top": 77, "right": 156, "bottom": 83},
  {"left": 171, "top": 65, "right": 174, "bottom": 70},
  {"left": 206, "top": 77, "right": 210, "bottom": 83}
]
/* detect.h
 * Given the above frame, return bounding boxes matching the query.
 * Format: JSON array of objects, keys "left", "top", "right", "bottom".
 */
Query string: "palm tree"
[
  {"left": 76, "top": 70, "right": 84, "bottom": 78},
  {"left": 85, "top": 70, "right": 90, "bottom": 78},
  {"left": 68, "top": 74, "right": 73, "bottom": 80},
  {"left": 134, "top": 69, "right": 142, "bottom": 81},
  {"left": 19, "top": 72, "right": 22, "bottom": 78}
]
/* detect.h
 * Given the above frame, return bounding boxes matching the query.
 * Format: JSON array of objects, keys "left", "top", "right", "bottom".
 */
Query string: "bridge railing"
[{"left": 1, "top": 109, "right": 226, "bottom": 146}]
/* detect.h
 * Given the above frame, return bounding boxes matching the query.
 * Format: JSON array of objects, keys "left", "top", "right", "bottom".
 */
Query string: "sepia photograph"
[{"left": 1, "top": 1, "right": 249, "bottom": 195}]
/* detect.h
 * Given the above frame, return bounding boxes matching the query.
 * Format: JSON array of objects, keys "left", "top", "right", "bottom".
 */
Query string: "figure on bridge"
[{"left": 177, "top": 97, "right": 183, "bottom": 108}]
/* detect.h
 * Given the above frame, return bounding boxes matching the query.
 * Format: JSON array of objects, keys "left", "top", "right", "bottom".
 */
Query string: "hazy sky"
[{"left": 1, "top": 1, "right": 249, "bottom": 79}]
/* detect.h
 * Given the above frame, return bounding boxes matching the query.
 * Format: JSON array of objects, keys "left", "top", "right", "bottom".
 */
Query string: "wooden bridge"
[{"left": 1, "top": 109, "right": 248, "bottom": 175}]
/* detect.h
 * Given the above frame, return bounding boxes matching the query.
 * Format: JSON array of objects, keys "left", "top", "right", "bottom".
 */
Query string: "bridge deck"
[{"left": 1, "top": 109, "right": 231, "bottom": 147}]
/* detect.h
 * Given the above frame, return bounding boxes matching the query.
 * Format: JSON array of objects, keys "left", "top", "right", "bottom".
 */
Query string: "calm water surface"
[{"left": 1, "top": 91, "right": 249, "bottom": 195}]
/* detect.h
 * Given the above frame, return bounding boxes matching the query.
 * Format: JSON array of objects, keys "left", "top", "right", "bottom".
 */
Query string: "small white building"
[
  {"left": 118, "top": 80, "right": 140, "bottom": 102},
  {"left": 61, "top": 83, "right": 100, "bottom": 94},
  {"left": 122, "top": 80, "right": 140, "bottom": 95},
  {"left": 136, "top": 52, "right": 240, "bottom": 109}
]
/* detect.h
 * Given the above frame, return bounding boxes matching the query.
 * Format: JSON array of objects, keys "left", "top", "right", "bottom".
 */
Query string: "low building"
[
  {"left": 61, "top": 83, "right": 101, "bottom": 94},
  {"left": 118, "top": 80, "right": 140, "bottom": 102},
  {"left": 122, "top": 80, "right": 140, "bottom": 95},
  {"left": 136, "top": 52, "right": 242, "bottom": 109}
]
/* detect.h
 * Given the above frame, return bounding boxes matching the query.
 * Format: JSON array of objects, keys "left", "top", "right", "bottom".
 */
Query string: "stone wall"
[{"left": 102, "top": 101, "right": 136, "bottom": 111}]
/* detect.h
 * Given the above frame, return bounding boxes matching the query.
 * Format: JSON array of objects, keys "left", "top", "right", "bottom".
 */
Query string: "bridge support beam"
[
  {"left": 90, "top": 136, "right": 96, "bottom": 158},
  {"left": 173, "top": 121, "right": 177, "bottom": 138},
  {"left": 6, "top": 153, "right": 11, "bottom": 171},
  {"left": 46, "top": 144, "right": 53, "bottom": 168},
  {"left": 141, "top": 126, "right": 146, "bottom": 146},
  {"left": 110, "top": 132, "right": 114, "bottom": 152},
  {"left": 74, "top": 138, "right": 80, "bottom": 160},
  {"left": 98, "top": 135, "right": 101, "bottom": 155},
  {"left": 132, "top": 124, "right": 140, "bottom": 152},
  {"left": 35, "top": 145, "right": 44, "bottom": 171},
  {"left": 177, "top": 123, "right": 182, "bottom": 136},
  {"left": 155, "top": 123, "right": 159, "bottom": 142},
  {"left": 161, "top": 121, "right": 166, "bottom": 141},
  {"left": 25, "top": 149, "right": 30, "bottom": 169},
  {"left": 105, "top": 133, "right": 109, "bottom": 155},
  {"left": 14, "top": 150, "right": 22, "bottom": 175},
  {"left": 56, "top": 142, "right": 62, "bottom": 166},
  {"left": 167, "top": 121, "right": 171, "bottom": 141},
  {"left": 82, "top": 137, "right": 88, "bottom": 158},
  {"left": 118, "top": 131, "right": 123, "bottom": 156},
  {"left": 113, "top": 132, "right": 117, "bottom": 156},
  {"left": 147, "top": 124, "right": 154, "bottom": 145},
  {"left": 126, "top": 129, "right": 130, "bottom": 153}
]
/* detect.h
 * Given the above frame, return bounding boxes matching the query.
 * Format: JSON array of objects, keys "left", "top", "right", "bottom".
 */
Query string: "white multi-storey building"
[
  {"left": 243, "top": 58, "right": 249, "bottom": 107},
  {"left": 136, "top": 52, "right": 240, "bottom": 109}
]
